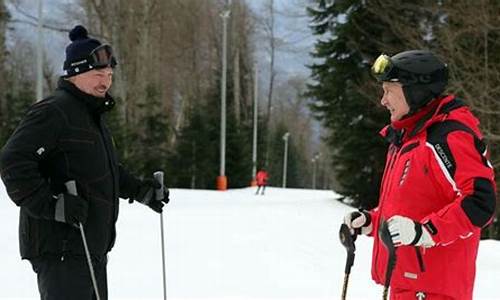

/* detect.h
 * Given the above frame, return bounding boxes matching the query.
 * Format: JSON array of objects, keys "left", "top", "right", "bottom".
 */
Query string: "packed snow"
[{"left": 1, "top": 184, "right": 498, "bottom": 299}]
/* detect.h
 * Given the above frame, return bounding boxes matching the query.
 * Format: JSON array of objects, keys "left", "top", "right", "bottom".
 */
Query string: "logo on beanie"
[{"left": 70, "top": 59, "right": 88, "bottom": 67}]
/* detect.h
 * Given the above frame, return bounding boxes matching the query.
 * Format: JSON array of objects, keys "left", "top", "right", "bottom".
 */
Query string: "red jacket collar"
[{"left": 380, "top": 94, "right": 456, "bottom": 141}]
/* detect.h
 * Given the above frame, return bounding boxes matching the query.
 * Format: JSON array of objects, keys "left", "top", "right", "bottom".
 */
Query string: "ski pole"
[
  {"left": 154, "top": 171, "right": 167, "bottom": 300},
  {"left": 65, "top": 180, "right": 101, "bottom": 300},
  {"left": 379, "top": 220, "right": 397, "bottom": 300},
  {"left": 339, "top": 223, "right": 358, "bottom": 300}
]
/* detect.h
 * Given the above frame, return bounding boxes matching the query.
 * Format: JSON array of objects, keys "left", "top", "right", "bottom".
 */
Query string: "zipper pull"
[{"left": 61, "top": 239, "right": 68, "bottom": 262}]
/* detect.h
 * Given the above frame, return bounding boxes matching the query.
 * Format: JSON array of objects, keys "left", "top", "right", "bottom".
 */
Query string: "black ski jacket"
[{"left": 0, "top": 79, "right": 140, "bottom": 260}]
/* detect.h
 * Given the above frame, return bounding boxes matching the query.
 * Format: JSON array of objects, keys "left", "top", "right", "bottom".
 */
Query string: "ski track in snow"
[{"left": 0, "top": 184, "right": 498, "bottom": 299}]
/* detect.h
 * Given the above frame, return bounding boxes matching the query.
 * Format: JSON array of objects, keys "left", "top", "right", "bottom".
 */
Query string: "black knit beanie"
[{"left": 63, "top": 25, "right": 102, "bottom": 77}]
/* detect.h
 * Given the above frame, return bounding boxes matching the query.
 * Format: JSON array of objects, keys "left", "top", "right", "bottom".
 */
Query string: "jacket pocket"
[
  {"left": 400, "top": 142, "right": 420, "bottom": 155},
  {"left": 59, "top": 138, "right": 95, "bottom": 145},
  {"left": 59, "top": 138, "right": 96, "bottom": 156},
  {"left": 59, "top": 137, "right": 108, "bottom": 179},
  {"left": 397, "top": 246, "right": 425, "bottom": 282}
]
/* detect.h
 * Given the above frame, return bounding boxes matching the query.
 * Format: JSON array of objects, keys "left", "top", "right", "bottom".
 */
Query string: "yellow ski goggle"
[{"left": 371, "top": 54, "right": 394, "bottom": 81}]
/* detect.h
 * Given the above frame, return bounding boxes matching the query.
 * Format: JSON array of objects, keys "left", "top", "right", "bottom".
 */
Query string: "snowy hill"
[{"left": 1, "top": 185, "right": 498, "bottom": 299}]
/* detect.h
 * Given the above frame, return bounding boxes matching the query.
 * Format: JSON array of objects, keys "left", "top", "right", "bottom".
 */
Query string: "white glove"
[
  {"left": 387, "top": 216, "right": 435, "bottom": 248},
  {"left": 343, "top": 210, "right": 372, "bottom": 235}
]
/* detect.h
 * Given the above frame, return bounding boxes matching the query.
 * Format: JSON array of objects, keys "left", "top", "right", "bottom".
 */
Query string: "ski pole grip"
[
  {"left": 153, "top": 171, "right": 164, "bottom": 201},
  {"left": 379, "top": 221, "right": 395, "bottom": 254},
  {"left": 65, "top": 180, "right": 78, "bottom": 196},
  {"left": 339, "top": 223, "right": 356, "bottom": 252}
]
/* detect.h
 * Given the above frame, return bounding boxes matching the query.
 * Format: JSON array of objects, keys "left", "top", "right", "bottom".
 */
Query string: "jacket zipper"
[
  {"left": 96, "top": 116, "right": 118, "bottom": 252},
  {"left": 96, "top": 117, "right": 117, "bottom": 207},
  {"left": 374, "top": 143, "right": 403, "bottom": 282}
]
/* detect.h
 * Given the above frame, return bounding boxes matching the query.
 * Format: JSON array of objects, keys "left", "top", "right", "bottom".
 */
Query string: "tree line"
[{"left": 0, "top": 0, "right": 330, "bottom": 190}]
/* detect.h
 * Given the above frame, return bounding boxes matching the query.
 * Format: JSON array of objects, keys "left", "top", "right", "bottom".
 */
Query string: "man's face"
[
  {"left": 70, "top": 67, "right": 113, "bottom": 98},
  {"left": 380, "top": 82, "right": 410, "bottom": 122}
]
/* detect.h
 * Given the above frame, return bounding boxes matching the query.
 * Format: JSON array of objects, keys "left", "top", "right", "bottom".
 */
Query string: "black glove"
[
  {"left": 134, "top": 178, "right": 170, "bottom": 213},
  {"left": 54, "top": 193, "right": 88, "bottom": 226}
]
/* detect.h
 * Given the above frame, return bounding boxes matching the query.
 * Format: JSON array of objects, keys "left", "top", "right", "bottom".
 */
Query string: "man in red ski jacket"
[{"left": 343, "top": 50, "right": 496, "bottom": 299}]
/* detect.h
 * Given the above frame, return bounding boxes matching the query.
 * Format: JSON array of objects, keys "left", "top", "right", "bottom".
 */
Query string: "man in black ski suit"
[{"left": 0, "top": 25, "right": 169, "bottom": 300}]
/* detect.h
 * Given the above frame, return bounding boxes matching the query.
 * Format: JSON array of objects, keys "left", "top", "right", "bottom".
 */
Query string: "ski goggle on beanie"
[
  {"left": 64, "top": 44, "right": 117, "bottom": 77},
  {"left": 89, "top": 44, "right": 117, "bottom": 68}
]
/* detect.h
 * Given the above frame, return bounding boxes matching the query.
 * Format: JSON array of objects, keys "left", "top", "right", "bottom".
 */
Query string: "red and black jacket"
[{"left": 369, "top": 95, "right": 496, "bottom": 299}]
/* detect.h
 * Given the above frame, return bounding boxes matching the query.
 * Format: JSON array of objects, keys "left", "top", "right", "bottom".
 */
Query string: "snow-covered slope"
[{"left": 1, "top": 185, "right": 498, "bottom": 299}]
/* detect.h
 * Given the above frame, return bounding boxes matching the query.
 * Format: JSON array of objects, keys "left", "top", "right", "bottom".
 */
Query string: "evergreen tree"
[
  {"left": 167, "top": 102, "right": 218, "bottom": 189},
  {"left": 287, "top": 140, "right": 308, "bottom": 188},
  {"left": 0, "top": 0, "right": 9, "bottom": 144},
  {"left": 137, "top": 84, "right": 170, "bottom": 175},
  {"left": 112, "top": 83, "right": 170, "bottom": 178},
  {"left": 225, "top": 111, "right": 253, "bottom": 187},
  {"left": 168, "top": 71, "right": 256, "bottom": 189},
  {"left": 307, "top": 0, "right": 392, "bottom": 208},
  {"left": 1, "top": 82, "right": 34, "bottom": 144},
  {"left": 253, "top": 111, "right": 269, "bottom": 181},
  {"left": 306, "top": 0, "right": 488, "bottom": 209}
]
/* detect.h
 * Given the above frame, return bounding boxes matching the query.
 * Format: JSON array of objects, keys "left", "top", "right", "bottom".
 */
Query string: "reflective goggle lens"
[
  {"left": 371, "top": 54, "right": 392, "bottom": 80},
  {"left": 89, "top": 44, "right": 117, "bottom": 68}
]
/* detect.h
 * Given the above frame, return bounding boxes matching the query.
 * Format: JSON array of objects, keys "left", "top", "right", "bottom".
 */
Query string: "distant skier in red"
[{"left": 255, "top": 170, "right": 269, "bottom": 195}]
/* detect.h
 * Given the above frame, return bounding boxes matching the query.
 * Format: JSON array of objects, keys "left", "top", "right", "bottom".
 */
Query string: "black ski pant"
[
  {"left": 30, "top": 255, "right": 108, "bottom": 300},
  {"left": 256, "top": 185, "right": 266, "bottom": 195}
]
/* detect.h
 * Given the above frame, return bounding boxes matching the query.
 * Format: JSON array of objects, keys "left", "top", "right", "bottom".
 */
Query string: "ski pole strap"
[
  {"left": 414, "top": 247, "right": 425, "bottom": 272},
  {"left": 410, "top": 221, "right": 423, "bottom": 246},
  {"left": 384, "top": 250, "right": 396, "bottom": 289}
]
